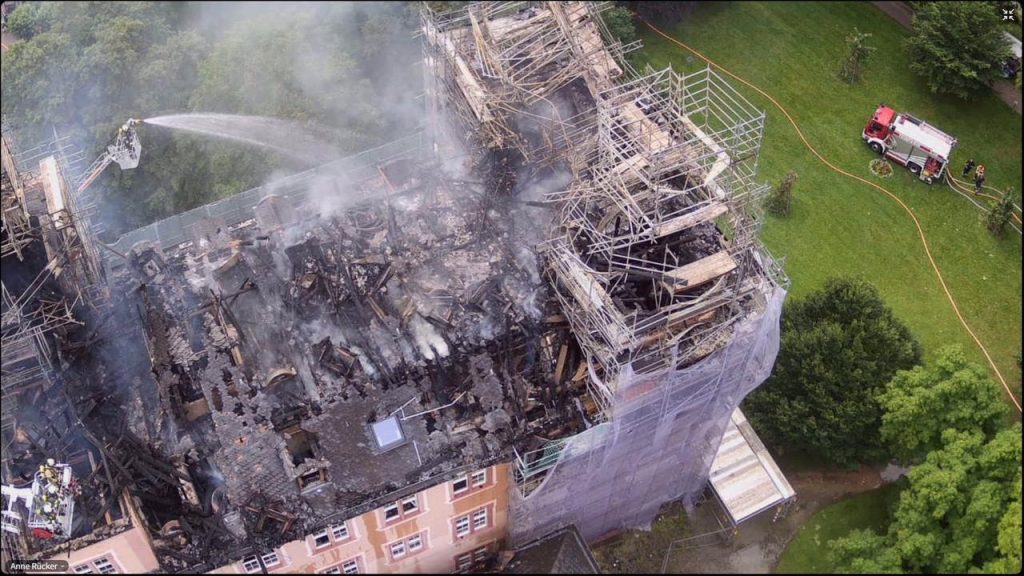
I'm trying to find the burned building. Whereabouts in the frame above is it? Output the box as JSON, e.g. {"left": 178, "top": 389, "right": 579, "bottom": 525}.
{"left": 93, "top": 128, "right": 597, "bottom": 571}
{"left": 2, "top": 123, "right": 162, "bottom": 574}
{"left": 421, "top": 1, "right": 791, "bottom": 546}
{"left": 4, "top": 2, "right": 794, "bottom": 573}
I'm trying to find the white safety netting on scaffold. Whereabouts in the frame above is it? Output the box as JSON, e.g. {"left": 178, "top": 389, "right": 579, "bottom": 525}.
{"left": 508, "top": 284, "right": 785, "bottom": 545}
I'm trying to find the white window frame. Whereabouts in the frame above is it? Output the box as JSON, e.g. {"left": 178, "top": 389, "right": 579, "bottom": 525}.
{"left": 261, "top": 551, "right": 281, "bottom": 568}
{"left": 73, "top": 565, "right": 93, "bottom": 575}
{"left": 93, "top": 558, "right": 117, "bottom": 575}
{"left": 390, "top": 540, "right": 406, "bottom": 559}
{"left": 456, "top": 552, "right": 473, "bottom": 570}
{"left": 313, "top": 528, "right": 332, "bottom": 549}
{"left": 341, "top": 559, "right": 359, "bottom": 574}
{"left": 241, "top": 556, "right": 262, "bottom": 573}
{"left": 383, "top": 502, "right": 401, "bottom": 521}
{"left": 455, "top": 515, "right": 471, "bottom": 537}
{"left": 472, "top": 507, "right": 488, "bottom": 529}
{"left": 408, "top": 533, "right": 423, "bottom": 552}
{"left": 471, "top": 469, "right": 487, "bottom": 487}
{"left": 331, "top": 522, "right": 349, "bottom": 541}
{"left": 473, "top": 546, "right": 489, "bottom": 562}
{"left": 452, "top": 474, "right": 469, "bottom": 495}
{"left": 401, "top": 494, "right": 418, "bottom": 513}
{"left": 320, "top": 568, "right": 341, "bottom": 575}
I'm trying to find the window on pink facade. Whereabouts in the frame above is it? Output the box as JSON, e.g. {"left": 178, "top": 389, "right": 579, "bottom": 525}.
{"left": 241, "top": 556, "right": 261, "bottom": 573}
{"left": 451, "top": 467, "right": 492, "bottom": 501}
{"left": 453, "top": 504, "right": 493, "bottom": 541}
{"left": 319, "top": 557, "right": 360, "bottom": 575}
{"left": 386, "top": 532, "right": 428, "bottom": 562}
{"left": 455, "top": 552, "right": 473, "bottom": 571}
{"left": 381, "top": 493, "right": 422, "bottom": 524}
{"left": 72, "top": 556, "right": 120, "bottom": 574}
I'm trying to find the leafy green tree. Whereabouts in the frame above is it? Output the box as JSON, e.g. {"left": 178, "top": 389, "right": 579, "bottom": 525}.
{"left": 743, "top": 278, "right": 923, "bottom": 467}
{"left": 3, "top": 2, "right": 407, "bottom": 235}
{"left": 6, "top": 1, "right": 56, "bottom": 39}
{"left": 905, "top": 1, "right": 1014, "bottom": 99}
{"left": 828, "top": 529, "right": 902, "bottom": 573}
{"left": 838, "top": 28, "right": 875, "bottom": 84}
{"left": 601, "top": 6, "right": 637, "bottom": 45}
{"left": 830, "top": 426, "right": 1022, "bottom": 573}
{"left": 190, "top": 13, "right": 381, "bottom": 143}
{"left": 879, "top": 345, "right": 1009, "bottom": 462}
{"left": 982, "top": 470, "right": 1022, "bottom": 573}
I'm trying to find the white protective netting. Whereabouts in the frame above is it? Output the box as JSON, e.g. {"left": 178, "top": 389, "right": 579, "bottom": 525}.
{"left": 508, "top": 284, "right": 786, "bottom": 545}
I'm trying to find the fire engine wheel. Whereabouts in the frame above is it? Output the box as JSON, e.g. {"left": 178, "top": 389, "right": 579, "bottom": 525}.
{"left": 869, "top": 142, "right": 884, "bottom": 154}
{"left": 907, "top": 163, "right": 922, "bottom": 175}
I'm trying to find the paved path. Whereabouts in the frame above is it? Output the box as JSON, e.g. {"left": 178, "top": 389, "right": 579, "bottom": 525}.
{"left": 656, "top": 465, "right": 889, "bottom": 574}
{"left": 871, "top": 1, "right": 1021, "bottom": 114}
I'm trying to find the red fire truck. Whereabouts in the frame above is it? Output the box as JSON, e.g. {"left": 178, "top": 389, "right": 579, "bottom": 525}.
{"left": 862, "top": 104, "right": 958, "bottom": 184}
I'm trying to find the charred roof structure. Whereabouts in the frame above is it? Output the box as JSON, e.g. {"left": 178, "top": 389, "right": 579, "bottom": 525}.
{"left": 421, "top": 1, "right": 789, "bottom": 544}
{"left": 4, "top": 1, "right": 791, "bottom": 571}
{"left": 2, "top": 122, "right": 150, "bottom": 567}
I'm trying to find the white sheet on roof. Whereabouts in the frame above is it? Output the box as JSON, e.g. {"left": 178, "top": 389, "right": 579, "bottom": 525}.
{"left": 709, "top": 408, "right": 795, "bottom": 524}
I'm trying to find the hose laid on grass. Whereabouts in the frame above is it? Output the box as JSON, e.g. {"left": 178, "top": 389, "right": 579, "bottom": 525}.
{"left": 640, "top": 18, "right": 1022, "bottom": 412}
{"left": 945, "top": 172, "right": 1023, "bottom": 232}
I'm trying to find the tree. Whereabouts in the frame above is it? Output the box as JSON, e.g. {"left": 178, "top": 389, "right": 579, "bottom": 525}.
{"left": 765, "top": 170, "right": 797, "bottom": 216}
{"left": 838, "top": 28, "right": 875, "bottom": 84}
{"left": 743, "top": 278, "right": 923, "bottom": 467}
{"left": 828, "top": 529, "right": 902, "bottom": 573}
{"left": 5, "top": 2, "right": 56, "bottom": 39}
{"left": 985, "top": 188, "right": 1017, "bottom": 236}
{"left": 905, "top": 2, "right": 1013, "bottom": 99}
{"left": 879, "top": 345, "right": 1009, "bottom": 462}
{"left": 190, "top": 12, "right": 381, "bottom": 140}
{"left": 982, "top": 470, "right": 1022, "bottom": 573}
{"left": 601, "top": 6, "right": 637, "bottom": 45}
{"left": 830, "top": 426, "right": 1022, "bottom": 573}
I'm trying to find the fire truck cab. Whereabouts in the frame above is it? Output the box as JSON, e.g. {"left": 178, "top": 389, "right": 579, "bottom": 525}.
{"left": 862, "top": 104, "right": 958, "bottom": 185}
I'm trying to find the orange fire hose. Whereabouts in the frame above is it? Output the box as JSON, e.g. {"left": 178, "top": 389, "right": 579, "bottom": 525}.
{"left": 945, "top": 172, "right": 1022, "bottom": 226}
{"left": 640, "top": 19, "right": 1022, "bottom": 412}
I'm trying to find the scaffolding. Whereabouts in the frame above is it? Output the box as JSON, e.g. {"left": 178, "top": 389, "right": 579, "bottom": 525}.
{"left": 2, "top": 133, "right": 35, "bottom": 262}
{"left": 1, "top": 125, "right": 108, "bottom": 561}
{"left": 421, "top": 1, "right": 639, "bottom": 163}
{"left": 541, "top": 65, "right": 779, "bottom": 411}
{"left": 417, "top": 2, "right": 790, "bottom": 546}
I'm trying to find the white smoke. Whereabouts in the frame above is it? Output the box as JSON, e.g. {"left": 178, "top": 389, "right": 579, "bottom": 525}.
{"left": 410, "top": 314, "right": 450, "bottom": 361}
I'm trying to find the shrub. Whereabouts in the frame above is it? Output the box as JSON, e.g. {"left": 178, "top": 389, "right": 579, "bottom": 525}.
{"left": 765, "top": 170, "right": 797, "bottom": 216}
{"left": 985, "top": 188, "right": 1017, "bottom": 236}
{"left": 838, "top": 28, "right": 875, "bottom": 84}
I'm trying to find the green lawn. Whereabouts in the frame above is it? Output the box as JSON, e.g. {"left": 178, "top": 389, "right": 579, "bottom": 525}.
{"left": 633, "top": 1, "right": 1023, "bottom": 400}
{"left": 775, "top": 484, "right": 900, "bottom": 573}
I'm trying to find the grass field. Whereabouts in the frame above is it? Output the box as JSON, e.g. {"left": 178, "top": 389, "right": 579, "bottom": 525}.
{"left": 775, "top": 484, "right": 900, "bottom": 573}
{"left": 633, "top": 1, "right": 1023, "bottom": 399}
